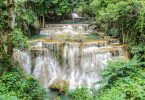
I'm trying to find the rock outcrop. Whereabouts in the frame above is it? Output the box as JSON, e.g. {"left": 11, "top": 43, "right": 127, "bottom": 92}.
{"left": 49, "top": 79, "right": 69, "bottom": 94}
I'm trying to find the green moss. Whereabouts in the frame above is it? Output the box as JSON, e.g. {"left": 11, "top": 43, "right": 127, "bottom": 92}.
{"left": 49, "top": 80, "right": 69, "bottom": 94}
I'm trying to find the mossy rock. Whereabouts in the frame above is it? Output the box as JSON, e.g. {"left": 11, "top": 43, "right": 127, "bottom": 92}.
{"left": 49, "top": 79, "right": 69, "bottom": 94}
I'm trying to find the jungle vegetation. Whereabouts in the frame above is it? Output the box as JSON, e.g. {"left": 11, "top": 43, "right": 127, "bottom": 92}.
{"left": 0, "top": 0, "right": 145, "bottom": 100}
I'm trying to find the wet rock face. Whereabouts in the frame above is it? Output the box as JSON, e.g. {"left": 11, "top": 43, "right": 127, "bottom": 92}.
{"left": 49, "top": 79, "right": 69, "bottom": 94}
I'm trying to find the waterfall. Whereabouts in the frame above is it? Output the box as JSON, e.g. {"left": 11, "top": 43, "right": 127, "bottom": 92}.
{"left": 13, "top": 17, "right": 127, "bottom": 89}
{"left": 40, "top": 24, "right": 93, "bottom": 35}
{"left": 13, "top": 50, "right": 31, "bottom": 74}
{"left": 72, "top": 13, "right": 80, "bottom": 19}
{"left": 14, "top": 40, "right": 127, "bottom": 89}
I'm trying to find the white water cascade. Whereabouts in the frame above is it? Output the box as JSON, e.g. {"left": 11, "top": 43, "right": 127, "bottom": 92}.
{"left": 72, "top": 13, "right": 80, "bottom": 19}
{"left": 14, "top": 39, "right": 127, "bottom": 89}
{"left": 40, "top": 24, "right": 93, "bottom": 35}
{"left": 13, "top": 13, "right": 127, "bottom": 89}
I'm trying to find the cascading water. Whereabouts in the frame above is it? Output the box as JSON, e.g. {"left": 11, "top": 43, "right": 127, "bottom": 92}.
{"left": 13, "top": 50, "right": 31, "bottom": 74}
{"left": 72, "top": 13, "right": 80, "bottom": 19}
{"left": 40, "top": 24, "right": 93, "bottom": 35}
{"left": 14, "top": 39, "right": 127, "bottom": 89}
{"left": 13, "top": 14, "right": 127, "bottom": 90}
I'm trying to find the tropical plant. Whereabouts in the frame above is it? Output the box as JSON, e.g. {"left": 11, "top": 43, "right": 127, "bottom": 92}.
{"left": 91, "top": 0, "right": 145, "bottom": 44}
{"left": 0, "top": 57, "right": 46, "bottom": 100}
{"left": 95, "top": 58, "right": 145, "bottom": 100}
{"left": 69, "top": 87, "right": 93, "bottom": 100}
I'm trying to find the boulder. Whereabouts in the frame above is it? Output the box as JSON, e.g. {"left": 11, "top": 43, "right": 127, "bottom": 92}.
{"left": 49, "top": 79, "right": 69, "bottom": 94}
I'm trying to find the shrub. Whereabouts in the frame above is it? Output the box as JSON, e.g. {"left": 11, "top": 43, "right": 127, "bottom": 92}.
{"left": 0, "top": 57, "right": 46, "bottom": 100}
{"left": 95, "top": 58, "right": 145, "bottom": 100}
{"left": 0, "top": 71, "right": 46, "bottom": 100}
{"left": 69, "top": 87, "right": 93, "bottom": 100}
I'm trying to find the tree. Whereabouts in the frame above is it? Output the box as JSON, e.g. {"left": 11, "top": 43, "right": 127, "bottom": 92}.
{"left": 6, "top": 0, "right": 16, "bottom": 56}
{"left": 91, "top": 0, "right": 145, "bottom": 44}
{"left": 0, "top": 0, "right": 37, "bottom": 57}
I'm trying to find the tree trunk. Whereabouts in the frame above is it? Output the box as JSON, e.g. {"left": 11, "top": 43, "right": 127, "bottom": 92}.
{"left": 7, "top": 0, "right": 16, "bottom": 57}
{"left": 7, "top": 0, "right": 16, "bottom": 30}
{"left": 122, "top": 25, "right": 124, "bottom": 44}
{"left": 42, "top": 15, "right": 45, "bottom": 28}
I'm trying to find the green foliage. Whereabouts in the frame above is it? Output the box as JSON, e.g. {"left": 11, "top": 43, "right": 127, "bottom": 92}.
{"left": 0, "top": 95, "right": 18, "bottom": 100}
{"left": 0, "top": 72, "right": 46, "bottom": 100}
{"left": 91, "top": 0, "right": 145, "bottom": 44}
{"left": 8, "top": 28, "right": 28, "bottom": 49}
{"left": 15, "top": 2, "right": 39, "bottom": 36}
{"left": 100, "top": 58, "right": 144, "bottom": 85}
{"left": 76, "top": 0, "right": 94, "bottom": 17}
{"left": 107, "top": 28, "right": 120, "bottom": 37}
{"left": 69, "top": 87, "right": 93, "bottom": 100}
{"left": 128, "top": 43, "right": 145, "bottom": 60}
{"left": 33, "top": 0, "right": 94, "bottom": 23}
{"left": 0, "top": 57, "right": 46, "bottom": 100}
{"left": 95, "top": 58, "right": 145, "bottom": 100}
{"left": 16, "top": 7, "right": 39, "bottom": 28}
{"left": 34, "top": 0, "right": 71, "bottom": 16}
{"left": 0, "top": 0, "right": 38, "bottom": 56}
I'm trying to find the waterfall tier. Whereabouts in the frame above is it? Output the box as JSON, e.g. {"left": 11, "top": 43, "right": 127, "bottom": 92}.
{"left": 14, "top": 40, "right": 128, "bottom": 89}
{"left": 40, "top": 24, "right": 94, "bottom": 35}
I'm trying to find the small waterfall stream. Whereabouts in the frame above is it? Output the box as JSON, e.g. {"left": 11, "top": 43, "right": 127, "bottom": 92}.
{"left": 14, "top": 39, "right": 127, "bottom": 89}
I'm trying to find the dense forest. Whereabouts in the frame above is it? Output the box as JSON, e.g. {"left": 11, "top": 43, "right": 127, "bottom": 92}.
{"left": 0, "top": 0, "right": 145, "bottom": 100}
